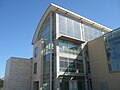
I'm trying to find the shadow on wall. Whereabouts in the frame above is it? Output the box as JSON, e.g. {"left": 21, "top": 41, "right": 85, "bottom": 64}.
{"left": 58, "top": 44, "right": 92, "bottom": 90}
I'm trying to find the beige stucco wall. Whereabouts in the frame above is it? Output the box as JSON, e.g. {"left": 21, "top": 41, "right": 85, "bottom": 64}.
{"left": 88, "top": 36, "right": 120, "bottom": 90}
{"left": 3, "top": 57, "right": 32, "bottom": 90}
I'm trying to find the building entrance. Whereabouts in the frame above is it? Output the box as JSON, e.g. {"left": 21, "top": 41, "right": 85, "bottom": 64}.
{"left": 33, "top": 81, "right": 39, "bottom": 90}
{"left": 60, "top": 77, "right": 85, "bottom": 90}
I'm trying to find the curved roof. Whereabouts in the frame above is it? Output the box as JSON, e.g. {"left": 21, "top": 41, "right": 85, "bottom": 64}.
{"left": 32, "top": 3, "right": 112, "bottom": 45}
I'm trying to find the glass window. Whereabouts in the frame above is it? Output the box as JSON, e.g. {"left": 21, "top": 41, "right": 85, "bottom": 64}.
{"left": 74, "top": 21, "right": 81, "bottom": 39}
{"left": 59, "top": 14, "right": 67, "bottom": 35}
{"left": 105, "top": 28, "right": 120, "bottom": 71}
{"left": 83, "top": 24, "right": 103, "bottom": 41}
{"left": 76, "top": 60, "right": 84, "bottom": 73}
{"left": 59, "top": 40, "right": 82, "bottom": 55}
{"left": 37, "top": 14, "right": 51, "bottom": 89}
{"left": 111, "top": 61, "right": 118, "bottom": 71}
{"left": 34, "top": 63, "right": 37, "bottom": 74}
{"left": 59, "top": 57, "right": 84, "bottom": 73}
{"left": 58, "top": 14, "right": 81, "bottom": 39}
{"left": 34, "top": 47, "right": 38, "bottom": 58}
{"left": 67, "top": 18, "right": 74, "bottom": 36}
{"left": 38, "top": 15, "right": 50, "bottom": 40}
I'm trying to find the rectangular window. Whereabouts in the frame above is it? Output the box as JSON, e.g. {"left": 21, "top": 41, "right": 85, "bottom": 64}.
{"left": 59, "top": 40, "right": 82, "bottom": 55}
{"left": 59, "top": 57, "right": 84, "bottom": 73}
{"left": 83, "top": 24, "right": 103, "bottom": 41}
{"left": 34, "top": 63, "right": 37, "bottom": 74}
{"left": 34, "top": 47, "right": 38, "bottom": 58}
{"left": 60, "top": 57, "right": 68, "bottom": 72}
{"left": 58, "top": 14, "right": 81, "bottom": 39}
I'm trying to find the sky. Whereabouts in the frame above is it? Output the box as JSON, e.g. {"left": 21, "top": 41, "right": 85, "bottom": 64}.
{"left": 0, "top": 0, "right": 120, "bottom": 77}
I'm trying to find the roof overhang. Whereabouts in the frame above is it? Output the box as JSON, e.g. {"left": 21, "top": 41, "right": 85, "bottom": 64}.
{"left": 32, "top": 3, "right": 112, "bottom": 45}
{"left": 58, "top": 34, "right": 85, "bottom": 44}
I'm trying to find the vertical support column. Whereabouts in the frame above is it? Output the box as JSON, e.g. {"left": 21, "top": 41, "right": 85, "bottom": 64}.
{"left": 55, "top": 13, "right": 60, "bottom": 90}
{"left": 39, "top": 40, "right": 44, "bottom": 90}
{"left": 56, "top": 13, "right": 60, "bottom": 77}
{"left": 81, "top": 45, "right": 88, "bottom": 90}
{"left": 50, "top": 12, "right": 53, "bottom": 90}
{"left": 81, "top": 23, "right": 88, "bottom": 90}
{"left": 80, "top": 21, "right": 83, "bottom": 41}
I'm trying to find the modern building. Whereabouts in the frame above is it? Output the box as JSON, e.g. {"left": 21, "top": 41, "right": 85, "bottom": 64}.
{"left": 87, "top": 27, "right": 120, "bottom": 90}
{"left": 3, "top": 3, "right": 112, "bottom": 90}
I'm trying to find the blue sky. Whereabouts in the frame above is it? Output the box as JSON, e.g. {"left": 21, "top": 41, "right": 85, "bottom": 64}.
{"left": 0, "top": 0, "right": 120, "bottom": 77}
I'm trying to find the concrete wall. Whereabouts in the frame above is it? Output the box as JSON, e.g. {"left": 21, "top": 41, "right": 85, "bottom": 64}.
{"left": 32, "top": 40, "right": 44, "bottom": 90}
{"left": 3, "top": 57, "right": 32, "bottom": 90}
{"left": 0, "top": 87, "right": 3, "bottom": 90}
{"left": 88, "top": 36, "right": 120, "bottom": 90}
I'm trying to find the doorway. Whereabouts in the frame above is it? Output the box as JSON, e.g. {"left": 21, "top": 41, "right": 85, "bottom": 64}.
{"left": 33, "top": 81, "right": 39, "bottom": 90}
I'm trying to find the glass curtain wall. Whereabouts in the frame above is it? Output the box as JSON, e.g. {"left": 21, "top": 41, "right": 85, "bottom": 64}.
{"left": 38, "top": 15, "right": 51, "bottom": 90}
{"left": 60, "top": 77, "right": 85, "bottom": 90}
{"left": 58, "top": 13, "right": 106, "bottom": 42}
{"left": 59, "top": 14, "right": 81, "bottom": 39}
{"left": 58, "top": 13, "right": 83, "bottom": 73}
{"left": 105, "top": 28, "right": 120, "bottom": 71}
{"left": 59, "top": 39, "right": 83, "bottom": 74}
{"left": 83, "top": 24, "right": 104, "bottom": 41}
{"left": 59, "top": 57, "right": 84, "bottom": 73}
{"left": 59, "top": 40, "right": 82, "bottom": 55}
{"left": 58, "top": 13, "right": 85, "bottom": 90}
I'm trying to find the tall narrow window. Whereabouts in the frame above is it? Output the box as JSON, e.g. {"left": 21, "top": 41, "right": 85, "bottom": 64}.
{"left": 34, "top": 63, "right": 37, "bottom": 74}
{"left": 34, "top": 47, "right": 38, "bottom": 58}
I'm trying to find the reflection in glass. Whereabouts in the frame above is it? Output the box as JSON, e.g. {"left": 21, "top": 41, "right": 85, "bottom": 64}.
{"left": 59, "top": 40, "right": 82, "bottom": 55}
{"left": 105, "top": 28, "right": 120, "bottom": 71}
{"left": 59, "top": 57, "right": 84, "bottom": 73}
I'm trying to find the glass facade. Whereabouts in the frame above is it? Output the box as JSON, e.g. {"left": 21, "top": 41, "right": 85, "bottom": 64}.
{"left": 59, "top": 40, "right": 82, "bottom": 55}
{"left": 60, "top": 77, "right": 85, "bottom": 90}
{"left": 38, "top": 15, "right": 51, "bottom": 89}
{"left": 59, "top": 14, "right": 81, "bottom": 39}
{"left": 59, "top": 57, "right": 84, "bottom": 73}
{"left": 105, "top": 28, "right": 120, "bottom": 71}
{"left": 58, "top": 39, "right": 85, "bottom": 89}
{"left": 58, "top": 13, "right": 106, "bottom": 42}
{"left": 83, "top": 24, "right": 104, "bottom": 41}
{"left": 59, "top": 39, "right": 84, "bottom": 73}
{"left": 58, "top": 13, "right": 86, "bottom": 90}
{"left": 34, "top": 12, "right": 108, "bottom": 90}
